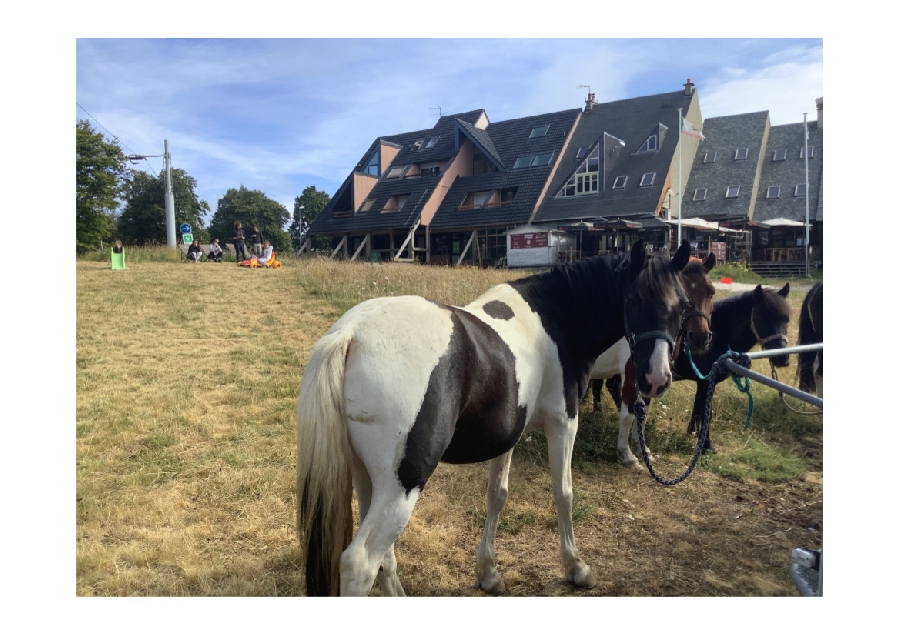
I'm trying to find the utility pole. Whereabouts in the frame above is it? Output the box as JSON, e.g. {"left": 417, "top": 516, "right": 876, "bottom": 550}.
{"left": 165, "top": 140, "right": 176, "bottom": 248}
{"left": 127, "top": 140, "right": 177, "bottom": 248}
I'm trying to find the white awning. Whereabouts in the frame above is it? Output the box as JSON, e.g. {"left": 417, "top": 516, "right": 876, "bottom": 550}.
{"left": 762, "top": 218, "right": 805, "bottom": 227}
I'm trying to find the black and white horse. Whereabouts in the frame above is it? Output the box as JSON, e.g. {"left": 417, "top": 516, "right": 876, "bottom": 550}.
{"left": 588, "top": 254, "right": 717, "bottom": 467}
{"left": 296, "top": 240, "right": 692, "bottom": 596}
{"left": 797, "top": 282, "right": 823, "bottom": 398}
{"left": 596, "top": 283, "right": 792, "bottom": 461}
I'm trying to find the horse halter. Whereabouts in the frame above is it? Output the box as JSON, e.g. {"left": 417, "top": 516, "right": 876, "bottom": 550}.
{"left": 623, "top": 299, "right": 676, "bottom": 355}
{"left": 750, "top": 307, "right": 788, "bottom": 348}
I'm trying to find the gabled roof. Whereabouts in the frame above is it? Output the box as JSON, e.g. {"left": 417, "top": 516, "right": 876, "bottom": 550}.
{"left": 429, "top": 108, "right": 581, "bottom": 230}
{"left": 680, "top": 111, "right": 770, "bottom": 222}
{"left": 752, "top": 121, "right": 823, "bottom": 224}
{"left": 456, "top": 119, "right": 503, "bottom": 169}
{"left": 534, "top": 89, "right": 698, "bottom": 224}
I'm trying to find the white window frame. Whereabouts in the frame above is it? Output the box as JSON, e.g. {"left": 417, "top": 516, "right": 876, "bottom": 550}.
{"left": 725, "top": 185, "right": 740, "bottom": 199}
{"left": 734, "top": 147, "right": 749, "bottom": 161}
{"left": 773, "top": 149, "right": 787, "bottom": 161}
{"left": 612, "top": 176, "right": 628, "bottom": 190}
{"left": 693, "top": 188, "right": 707, "bottom": 201}
{"left": 703, "top": 150, "right": 717, "bottom": 163}
{"left": 639, "top": 172, "right": 656, "bottom": 187}
{"left": 529, "top": 125, "right": 549, "bottom": 138}
{"left": 424, "top": 136, "right": 439, "bottom": 149}
{"left": 531, "top": 152, "right": 554, "bottom": 167}
{"left": 513, "top": 156, "right": 533, "bottom": 169}
{"left": 794, "top": 184, "right": 808, "bottom": 197}
{"left": 385, "top": 165, "right": 409, "bottom": 179}
{"left": 800, "top": 145, "right": 815, "bottom": 159}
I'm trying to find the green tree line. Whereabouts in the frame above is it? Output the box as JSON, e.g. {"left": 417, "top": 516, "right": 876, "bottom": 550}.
{"left": 75, "top": 120, "right": 330, "bottom": 254}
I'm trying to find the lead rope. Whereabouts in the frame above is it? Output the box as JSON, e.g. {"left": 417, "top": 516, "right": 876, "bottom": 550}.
{"left": 634, "top": 350, "right": 752, "bottom": 486}
{"left": 773, "top": 365, "right": 823, "bottom": 415}
{"left": 682, "top": 340, "right": 755, "bottom": 430}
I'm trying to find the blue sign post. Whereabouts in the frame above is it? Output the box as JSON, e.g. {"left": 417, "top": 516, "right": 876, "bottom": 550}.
{"left": 180, "top": 223, "right": 193, "bottom": 245}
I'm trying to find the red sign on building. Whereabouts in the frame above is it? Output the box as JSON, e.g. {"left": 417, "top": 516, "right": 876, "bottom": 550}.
{"left": 510, "top": 232, "right": 549, "bottom": 249}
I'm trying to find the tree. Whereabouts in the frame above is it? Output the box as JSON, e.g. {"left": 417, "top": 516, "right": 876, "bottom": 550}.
{"left": 118, "top": 168, "right": 210, "bottom": 245}
{"left": 76, "top": 120, "right": 128, "bottom": 252}
{"left": 209, "top": 185, "right": 291, "bottom": 253}
{"left": 289, "top": 185, "right": 332, "bottom": 251}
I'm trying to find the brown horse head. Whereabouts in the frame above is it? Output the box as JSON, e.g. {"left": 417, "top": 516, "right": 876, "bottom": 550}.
{"left": 678, "top": 252, "right": 716, "bottom": 353}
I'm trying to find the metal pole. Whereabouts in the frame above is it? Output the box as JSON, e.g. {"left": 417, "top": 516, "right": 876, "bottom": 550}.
{"left": 165, "top": 140, "right": 176, "bottom": 249}
{"left": 723, "top": 359, "right": 823, "bottom": 408}
{"left": 677, "top": 108, "right": 683, "bottom": 246}
{"left": 803, "top": 115, "right": 810, "bottom": 277}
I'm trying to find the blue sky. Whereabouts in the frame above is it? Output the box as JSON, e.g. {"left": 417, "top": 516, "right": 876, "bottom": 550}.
{"left": 75, "top": 38, "right": 822, "bottom": 227}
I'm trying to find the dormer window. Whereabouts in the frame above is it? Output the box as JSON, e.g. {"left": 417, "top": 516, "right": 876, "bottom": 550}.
{"left": 359, "top": 199, "right": 375, "bottom": 212}
{"left": 693, "top": 188, "right": 707, "bottom": 201}
{"left": 576, "top": 146, "right": 591, "bottom": 159}
{"left": 382, "top": 194, "right": 410, "bottom": 213}
{"left": 794, "top": 184, "right": 807, "bottom": 197}
{"left": 637, "top": 135, "right": 658, "bottom": 153}
{"left": 734, "top": 148, "right": 749, "bottom": 161}
{"left": 612, "top": 176, "right": 628, "bottom": 190}
{"left": 361, "top": 149, "right": 380, "bottom": 176}
{"left": 500, "top": 187, "right": 518, "bottom": 205}
{"left": 703, "top": 150, "right": 717, "bottom": 163}
{"left": 529, "top": 125, "right": 549, "bottom": 138}
{"left": 725, "top": 185, "right": 740, "bottom": 198}
{"left": 419, "top": 162, "right": 441, "bottom": 177}
{"left": 773, "top": 149, "right": 787, "bottom": 161}
{"left": 460, "top": 190, "right": 492, "bottom": 209}
{"left": 412, "top": 140, "right": 423, "bottom": 150}
{"left": 639, "top": 172, "right": 656, "bottom": 187}
{"left": 800, "top": 145, "right": 814, "bottom": 159}
{"left": 766, "top": 186, "right": 780, "bottom": 199}
{"left": 557, "top": 147, "right": 600, "bottom": 197}
{"left": 385, "top": 165, "right": 409, "bottom": 179}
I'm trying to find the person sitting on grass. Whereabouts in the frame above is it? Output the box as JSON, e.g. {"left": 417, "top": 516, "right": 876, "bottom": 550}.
{"left": 186, "top": 239, "right": 204, "bottom": 263}
{"left": 208, "top": 238, "right": 223, "bottom": 262}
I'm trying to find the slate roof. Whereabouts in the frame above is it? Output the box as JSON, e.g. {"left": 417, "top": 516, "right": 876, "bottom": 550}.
{"left": 533, "top": 89, "right": 698, "bottom": 224}
{"left": 429, "top": 108, "right": 581, "bottom": 230}
{"left": 680, "top": 111, "right": 770, "bottom": 222}
{"left": 752, "top": 121, "right": 823, "bottom": 224}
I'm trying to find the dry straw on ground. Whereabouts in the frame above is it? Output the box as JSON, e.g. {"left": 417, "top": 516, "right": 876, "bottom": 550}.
{"left": 76, "top": 257, "right": 822, "bottom": 597}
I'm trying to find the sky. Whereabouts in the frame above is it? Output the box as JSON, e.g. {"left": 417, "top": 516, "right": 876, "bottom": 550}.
{"left": 75, "top": 38, "right": 823, "bottom": 228}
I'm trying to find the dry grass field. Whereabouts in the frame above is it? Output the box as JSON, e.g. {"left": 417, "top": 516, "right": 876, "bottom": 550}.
{"left": 76, "top": 255, "right": 822, "bottom": 599}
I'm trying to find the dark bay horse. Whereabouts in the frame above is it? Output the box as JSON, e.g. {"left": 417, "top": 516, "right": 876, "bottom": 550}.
{"left": 296, "top": 240, "right": 692, "bottom": 596}
{"left": 797, "top": 282, "right": 823, "bottom": 398}
{"left": 604, "top": 283, "right": 792, "bottom": 460}
{"left": 588, "top": 253, "right": 717, "bottom": 467}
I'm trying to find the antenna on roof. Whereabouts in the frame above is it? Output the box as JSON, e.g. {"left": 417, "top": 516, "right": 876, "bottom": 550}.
{"left": 429, "top": 106, "right": 443, "bottom": 118}
{"left": 578, "top": 85, "right": 595, "bottom": 112}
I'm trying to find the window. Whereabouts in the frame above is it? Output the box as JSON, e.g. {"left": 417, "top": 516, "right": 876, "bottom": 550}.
{"left": 397, "top": 195, "right": 409, "bottom": 211}
{"left": 419, "top": 162, "right": 441, "bottom": 177}
{"left": 794, "top": 184, "right": 807, "bottom": 197}
{"left": 576, "top": 146, "right": 591, "bottom": 159}
{"left": 773, "top": 149, "right": 787, "bottom": 161}
{"left": 557, "top": 147, "right": 600, "bottom": 197}
{"left": 703, "top": 150, "right": 717, "bottom": 163}
{"left": 612, "top": 176, "right": 628, "bottom": 190}
{"left": 734, "top": 148, "right": 749, "bottom": 161}
{"left": 766, "top": 186, "right": 780, "bottom": 199}
{"left": 800, "top": 145, "right": 814, "bottom": 159}
{"left": 385, "top": 165, "right": 408, "bottom": 179}
{"left": 639, "top": 172, "right": 656, "bottom": 187}
{"left": 382, "top": 194, "right": 410, "bottom": 213}
{"left": 424, "top": 136, "right": 439, "bottom": 149}
{"left": 725, "top": 185, "right": 740, "bottom": 198}
{"left": 637, "top": 135, "right": 658, "bottom": 153}
{"left": 361, "top": 149, "right": 380, "bottom": 176}
{"left": 500, "top": 187, "right": 518, "bottom": 204}
{"left": 693, "top": 188, "right": 707, "bottom": 201}
{"left": 513, "top": 156, "right": 533, "bottom": 169}
{"left": 531, "top": 152, "right": 553, "bottom": 167}
{"left": 460, "top": 190, "right": 492, "bottom": 209}
{"left": 412, "top": 139, "right": 423, "bottom": 150}
{"left": 529, "top": 125, "right": 549, "bottom": 138}
{"left": 359, "top": 199, "right": 375, "bottom": 212}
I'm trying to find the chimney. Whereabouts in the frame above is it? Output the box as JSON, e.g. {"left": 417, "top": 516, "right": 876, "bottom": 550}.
{"left": 815, "top": 97, "right": 823, "bottom": 129}
{"left": 683, "top": 78, "right": 695, "bottom": 96}
{"left": 585, "top": 90, "right": 596, "bottom": 113}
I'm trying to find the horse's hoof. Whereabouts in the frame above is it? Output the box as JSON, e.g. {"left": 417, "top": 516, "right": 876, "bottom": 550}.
{"left": 569, "top": 566, "right": 597, "bottom": 589}
{"left": 478, "top": 576, "right": 506, "bottom": 595}
{"left": 702, "top": 443, "right": 717, "bottom": 455}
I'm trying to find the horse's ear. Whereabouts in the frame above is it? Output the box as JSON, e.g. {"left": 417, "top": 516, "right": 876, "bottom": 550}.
{"left": 626, "top": 239, "right": 646, "bottom": 274}
{"left": 779, "top": 282, "right": 790, "bottom": 297}
{"left": 670, "top": 239, "right": 690, "bottom": 272}
{"left": 703, "top": 252, "right": 716, "bottom": 272}
{"left": 754, "top": 284, "right": 764, "bottom": 301}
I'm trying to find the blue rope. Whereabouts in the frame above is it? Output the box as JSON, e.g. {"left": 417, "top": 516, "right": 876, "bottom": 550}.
{"left": 682, "top": 340, "right": 755, "bottom": 431}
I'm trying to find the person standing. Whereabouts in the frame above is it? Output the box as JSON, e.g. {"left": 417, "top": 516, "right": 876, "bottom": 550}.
{"left": 249, "top": 225, "right": 264, "bottom": 257}
{"left": 233, "top": 222, "right": 248, "bottom": 264}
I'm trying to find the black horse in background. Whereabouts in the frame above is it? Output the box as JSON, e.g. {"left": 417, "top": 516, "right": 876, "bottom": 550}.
{"left": 612, "top": 283, "right": 792, "bottom": 455}
{"left": 797, "top": 282, "right": 823, "bottom": 398}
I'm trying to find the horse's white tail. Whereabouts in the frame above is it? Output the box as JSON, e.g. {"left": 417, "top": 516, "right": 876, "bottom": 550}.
{"left": 296, "top": 326, "right": 354, "bottom": 596}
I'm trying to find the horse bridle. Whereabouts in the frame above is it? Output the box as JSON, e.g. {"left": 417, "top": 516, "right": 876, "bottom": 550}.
{"left": 673, "top": 304, "right": 712, "bottom": 360}
{"left": 623, "top": 299, "right": 676, "bottom": 356}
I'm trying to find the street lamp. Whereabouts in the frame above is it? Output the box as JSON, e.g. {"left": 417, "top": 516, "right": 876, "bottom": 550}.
{"left": 127, "top": 139, "right": 176, "bottom": 248}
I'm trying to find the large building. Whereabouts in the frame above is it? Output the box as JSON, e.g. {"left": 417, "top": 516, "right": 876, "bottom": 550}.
{"left": 305, "top": 81, "right": 822, "bottom": 271}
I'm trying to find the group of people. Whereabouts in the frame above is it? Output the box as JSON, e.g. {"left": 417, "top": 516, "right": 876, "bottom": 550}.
{"left": 184, "top": 222, "right": 273, "bottom": 267}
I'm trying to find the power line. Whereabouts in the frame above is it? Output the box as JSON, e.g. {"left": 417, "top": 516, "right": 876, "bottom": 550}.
{"left": 76, "top": 102, "right": 159, "bottom": 174}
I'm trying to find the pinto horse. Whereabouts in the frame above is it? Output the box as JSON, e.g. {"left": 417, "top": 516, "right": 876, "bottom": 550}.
{"left": 296, "top": 239, "right": 692, "bottom": 596}
{"left": 588, "top": 253, "right": 717, "bottom": 467}
{"left": 797, "top": 282, "right": 823, "bottom": 398}
{"left": 597, "top": 283, "right": 791, "bottom": 462}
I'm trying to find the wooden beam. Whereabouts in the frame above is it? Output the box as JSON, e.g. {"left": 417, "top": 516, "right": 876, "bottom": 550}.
{"left": 330, "top": 235, "right": 347, "bottom": 260}
{"left": 350, "top": 234, "right": 370, "bottom": 262}
{"left": 456, "top": 229, "right": 477, "bottom": 267}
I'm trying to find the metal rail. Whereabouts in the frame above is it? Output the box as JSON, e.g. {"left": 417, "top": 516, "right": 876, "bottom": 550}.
{"left": 723, "top": 342, "right": 823, "bottom": 409}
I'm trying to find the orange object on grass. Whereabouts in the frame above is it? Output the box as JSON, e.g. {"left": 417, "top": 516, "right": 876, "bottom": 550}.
{"left": 720, "top": 277, "right": 733, "bottom": 284}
